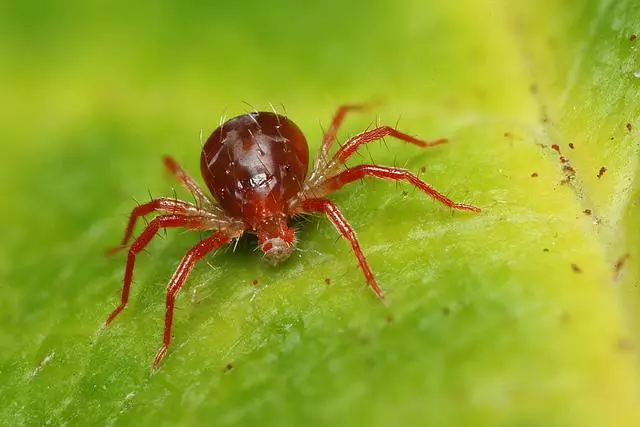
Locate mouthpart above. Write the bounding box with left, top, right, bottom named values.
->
left=261, top=236, right=295, bottom=266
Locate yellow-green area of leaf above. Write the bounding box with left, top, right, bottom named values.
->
left=0, top=0, right=639, bottom=426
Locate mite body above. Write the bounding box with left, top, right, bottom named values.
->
left=106, top=106, right=479, bottom=369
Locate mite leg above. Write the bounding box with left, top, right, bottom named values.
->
left=163, top=156, right=216, bottom=209
left=306, top=103, right=377, bottom=187
left=314, top=164, right=480, bottom=212
left=152, top=231, right=230, bottom=369
left=105, top=214, right=209, bottom=326
left=298, top=198, right=385, bottom=300
left=108, top=198, right=204, bottom=254
left=332, top=126, right=447, bottom=166
left=321, top=103, right=374, bottom=153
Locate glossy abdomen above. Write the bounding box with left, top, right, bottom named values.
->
left=200, top=112, right=309, bottom=224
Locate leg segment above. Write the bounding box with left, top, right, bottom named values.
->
left=317, top=165, right=480, bottom=212
left=334, top=126, right=447, bottom=165
left=299, top=198, right=385, bottom=300
left=307, top=103, right=376, bottom=187
left=152, top=231, right=230, bottom=369
left=108, top=198, right=204, bottom=254
left=105, top=214, right=210, bottom=326
left=321, top=103, right=373, bottom=152
left=163, top=156, right=215, bottom=209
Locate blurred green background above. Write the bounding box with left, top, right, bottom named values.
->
left=1, top=0, right=639, bottom=426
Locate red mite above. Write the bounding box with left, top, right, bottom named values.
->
left=105, top=105, right=480, bottom=369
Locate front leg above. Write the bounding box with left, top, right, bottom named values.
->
left=309, top=104, right=377, bottom=179
left=321, top=103, right=374, bottom=153
left=106, top=214, right=210, bottom=326
left=108, top=198, right=205, bottom=254
left=295, top=198, right=385, bottom=300
left=163, top=156, right=217, bottom=210
left=333, top=126, right=447, bottom=165
left=309, top=164, right=480, bottom=213
left=152, top=231, right=231, bottom=369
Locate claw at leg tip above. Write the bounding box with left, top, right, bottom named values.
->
left=105, top=245, right=125, bottom=256
left=373, top=289, right=387, bottom=304
left=152, top=346, right=168, bottom=371
left=455, top=203, right=481, bottom=213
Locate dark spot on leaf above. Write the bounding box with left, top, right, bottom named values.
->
left=583, top=209, right=592, bottom=215
left=551, top=144, right=560, bottom=154
left=571, top=263, right=582, bottom=273
left=503, top=131, right=512, bottom=138
left=224, top=363, right=233, bottom=372
left=614, top=253, right=630, bottom=279
left=530, top=172, right=538, bottom=178
left=568, top=143, right=575, bottom=149
left=324, top=277, right=331, bottom=285
left=631, top=34, right=638, bottom=42
left=597, top=166, right=607, bottom=178
left=626, top=122, right=632, bottom=133
left=543, top=248, right=549, bottom=252
left=442, top=306, right=451, bottom=315
left=386, top=315, right=394, bottom=323
left=252, top=279, right=259, bottom=287
left=617, top=338, right=634, bottom=352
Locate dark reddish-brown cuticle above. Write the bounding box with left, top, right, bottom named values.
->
left=324, top=278, right=331, bottom=285
left=252, top=279, right=259, bottom=287
left=551, top=144, right=560, bottom=154
left=630, top=34, right=637, bottom=41
left=597, top=166, right=607, bottom=178
left=531, top=172, right=538, bottom=178
left=626, top=122, right=633, bottom=133
left=201, top=112, right=309, bottom=222
left=568, top=143, right=575, bottom=149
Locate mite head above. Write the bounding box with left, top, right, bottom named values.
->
left=256, top=215, right=296, bottom=266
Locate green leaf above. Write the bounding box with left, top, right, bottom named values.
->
left=1, top=1, right=639, bottom=426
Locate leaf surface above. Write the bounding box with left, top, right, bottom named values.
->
left=1, top=1, right=639, bottom=426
